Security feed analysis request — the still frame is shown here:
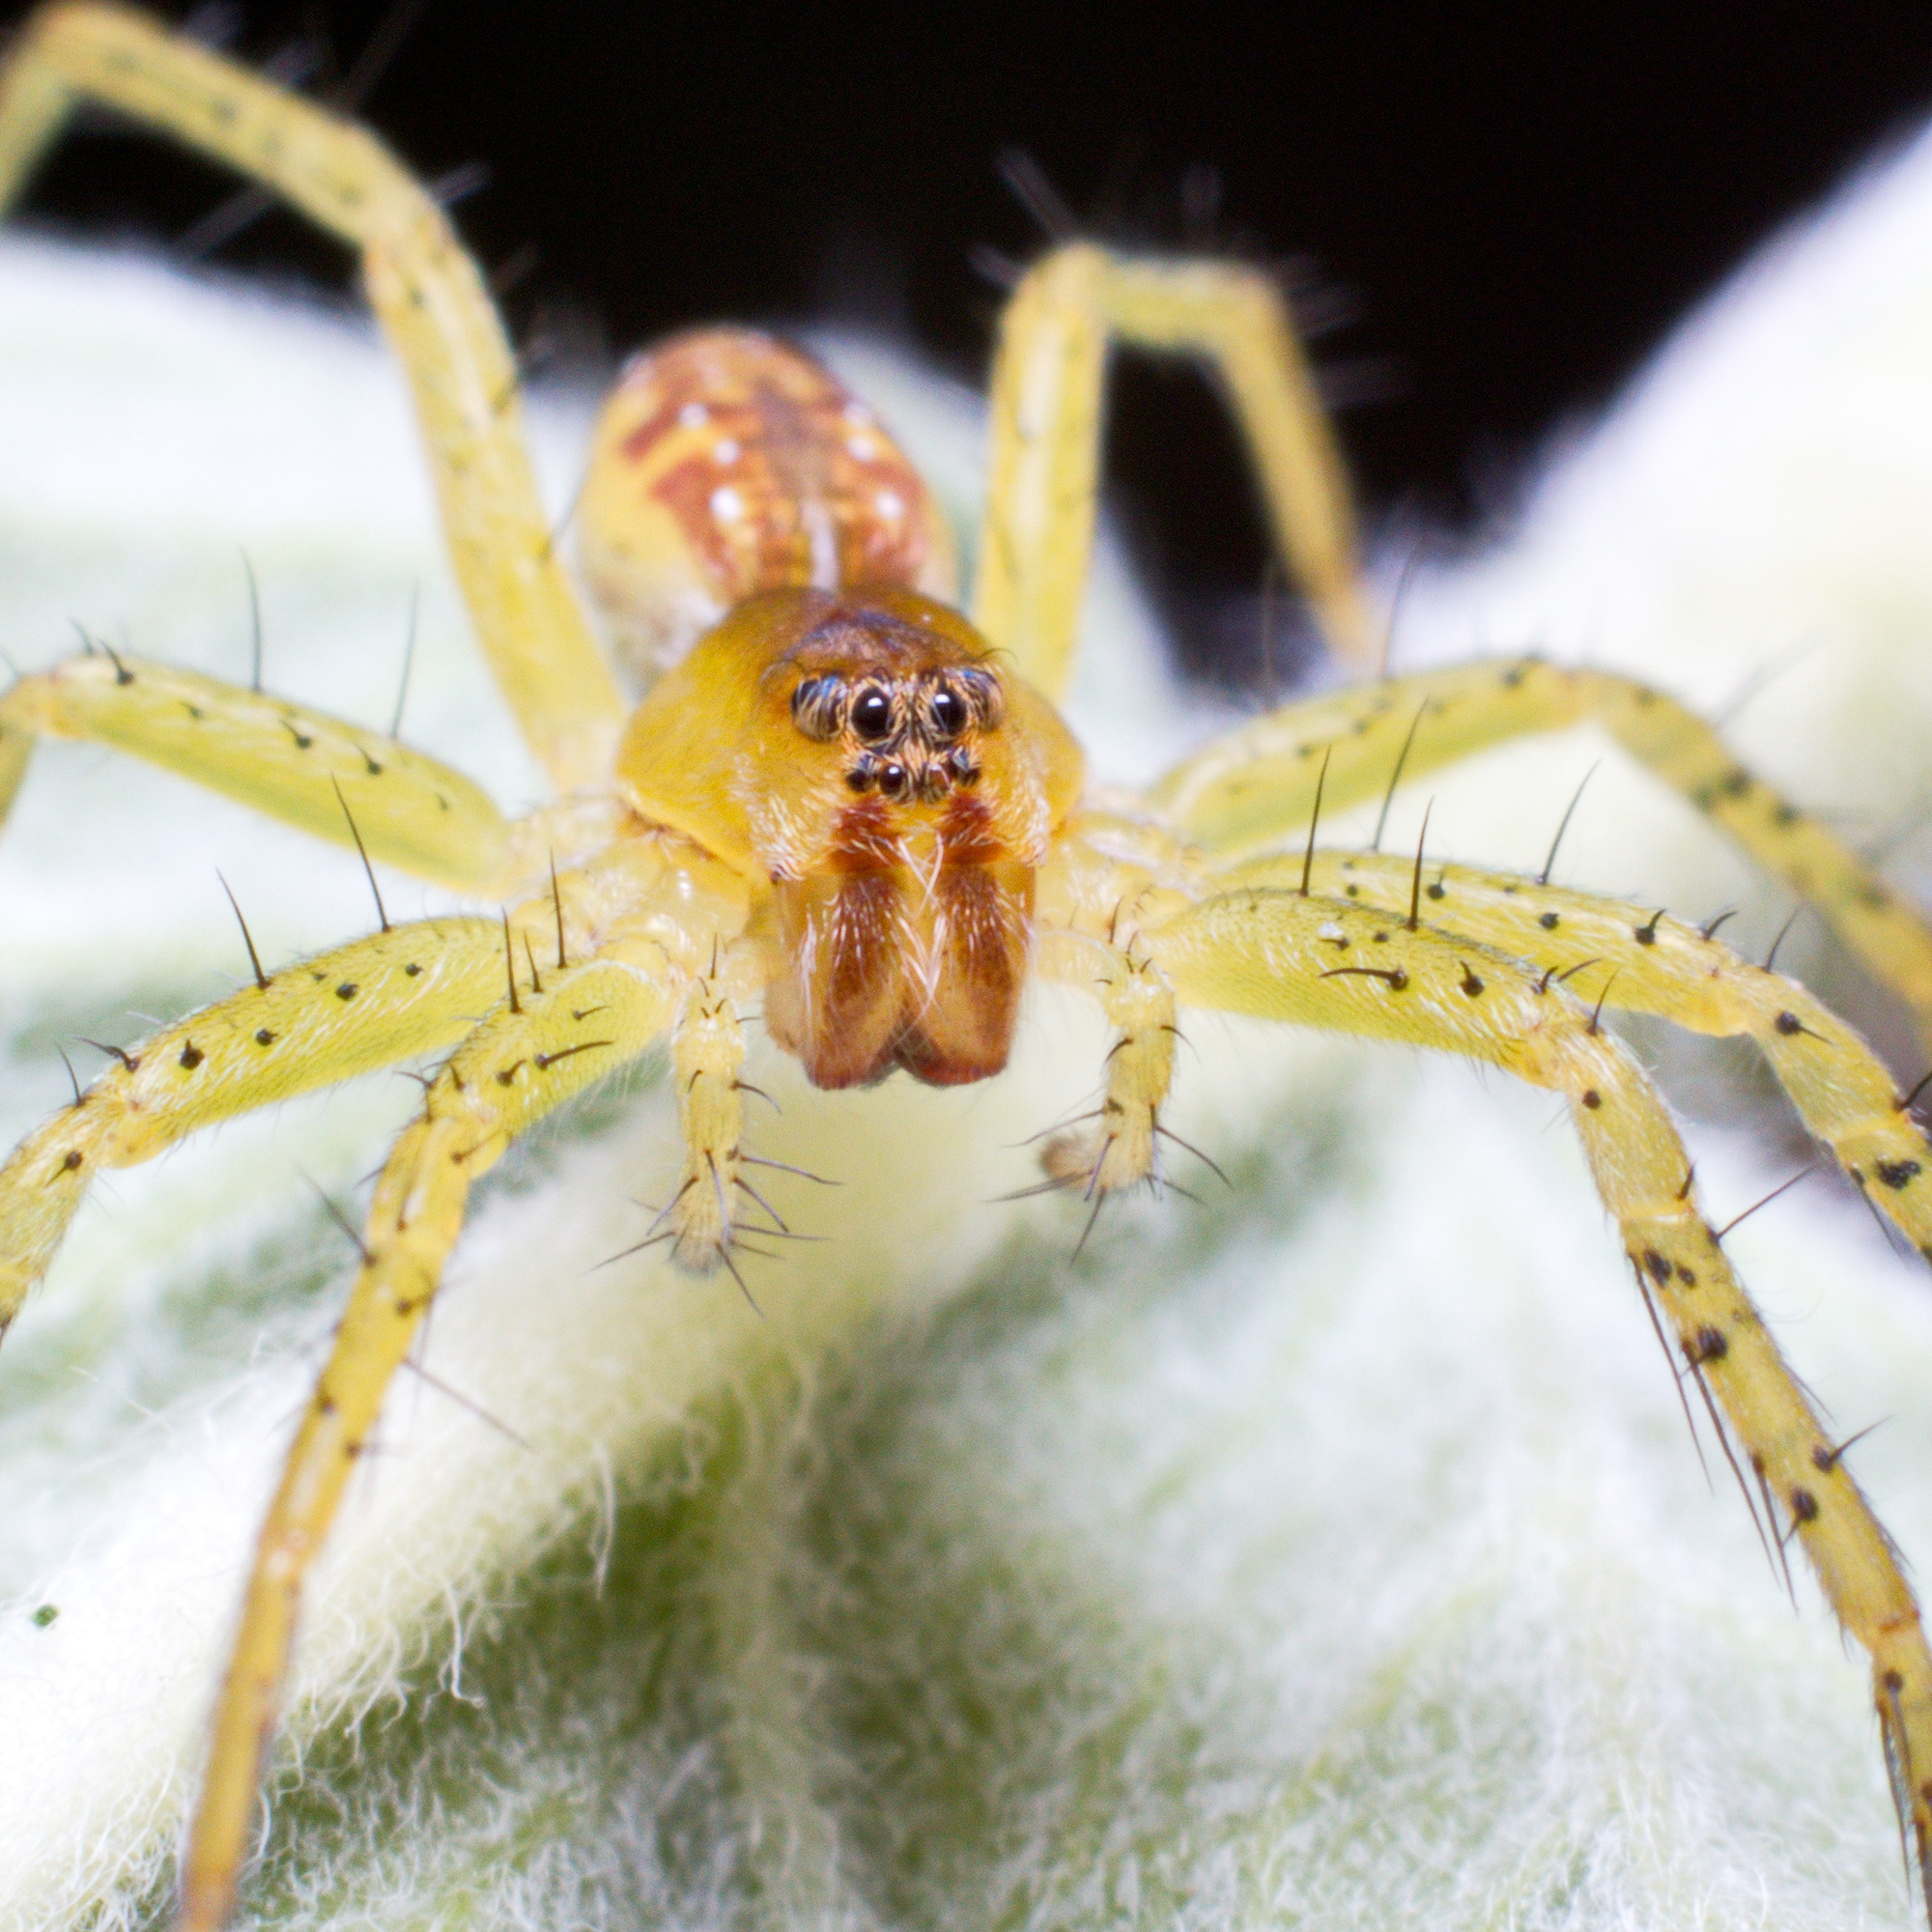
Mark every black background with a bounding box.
[9,2,1932,680]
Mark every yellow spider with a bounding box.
[3,7,1932,1927]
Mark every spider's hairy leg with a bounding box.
[974,242,1372,696]
[663,975,750,1270]
[1144,883,1932,1907]
[0,916,507,1339]
[0,651,512,889]
[174,935,676,1932]
[1154,655,1932,1044]
[1034,927,1177,1194]
[0,3,626,791]
[1232,848,1932,1262]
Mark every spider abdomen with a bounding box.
[579,330,958,683]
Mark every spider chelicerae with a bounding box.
[2,7,1932,1928]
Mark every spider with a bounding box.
[3,6,1932,1927]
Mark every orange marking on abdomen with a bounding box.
[606,330,939,605]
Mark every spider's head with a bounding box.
[617,585,1082,885]
[618,586,1085,1088]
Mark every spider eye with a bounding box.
[851,685,894,741]
[927,685,968,741]
[956,667,1005,730]
[790,675,844,741]
[877,760,910,801]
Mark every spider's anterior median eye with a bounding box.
[851,685,894,742]
[877,760,910,802]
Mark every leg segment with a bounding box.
[663,975,749,1269]
[0,4,626,790]
[1034,927,1178,1194]
[973,242,1373,696]
[1151,654,1932,1044]
[0,916,507,1334]
[1224,849,1932,1261]
[1143,881,1932,1909]
[0,650,510,889]
[177,940,677,1932]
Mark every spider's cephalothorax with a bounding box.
[6,10,1932,1930]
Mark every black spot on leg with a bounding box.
[1426,882,1445,900]
[1772,802,1799,828]
[178,1042,203,1070]
[1675,1264,1696,1286]
[255,1028,276,1046]
[1688,1324,1728,1363]
[59,1150,82,1172]
[1774,1011,1803,1036]
[1812,1442,1836,1471]
[1580,1090,1602,1109]
[405,962,422,976]
[336,982,358,1001]
[1539,911,1560,930]
[1719,769,1752,798]
[1459,964,1485,997]
[1877,1159,1922,1190]
[1643,1249,1672,1286]
[1789,1486,1820,1523]
[1501,666,1526,689]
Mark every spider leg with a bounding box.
[0,914,510,1337]
[175,934,678,1932]
[1152,655,1932,1045]
[663,974,752,1270]
[974,242,1372,696]
[1033,927,1177,1193]
[1224,847,1932,1263]
[0,4,626,791]
[1141,881,1932,1907]
[0,648,512,889]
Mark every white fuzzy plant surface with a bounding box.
[5,122,1932,1932]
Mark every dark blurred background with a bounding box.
[7,1,1932,681]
